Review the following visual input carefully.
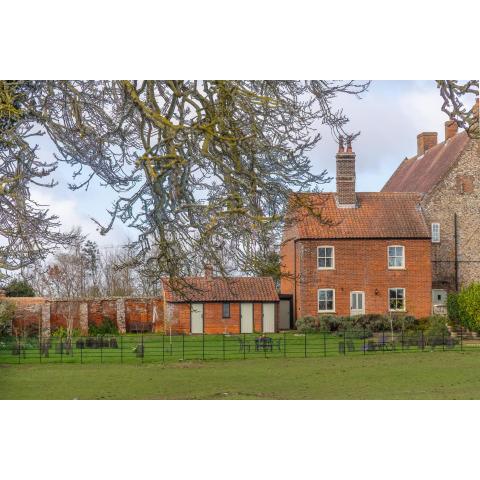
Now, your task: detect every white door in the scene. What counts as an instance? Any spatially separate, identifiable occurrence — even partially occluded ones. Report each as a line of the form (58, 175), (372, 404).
(350, 291), (365, 316)
(262, 303), (275, 333)
(279, 299), (291, 330)
(432, 289), (448, 315)
(191, 303), (204, 333)
(240, 303), (253, 333)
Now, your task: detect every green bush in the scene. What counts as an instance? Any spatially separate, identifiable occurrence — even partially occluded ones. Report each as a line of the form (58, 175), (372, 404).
(88, 317), (119, 335)
(423, 315), (450, 344)
(457, 283), (480, 332)
(447, 292), (461, 324)
(295, 316), (322, 333)
(0, 300), (15, 337)
(5, 280), (35, 297)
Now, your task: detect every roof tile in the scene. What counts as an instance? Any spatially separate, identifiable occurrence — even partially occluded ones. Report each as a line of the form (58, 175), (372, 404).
(162, 277), (279, 303)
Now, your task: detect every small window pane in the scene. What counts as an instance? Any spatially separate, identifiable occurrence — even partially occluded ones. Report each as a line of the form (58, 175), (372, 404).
(388, 246), (404, 268)
(318, 247), (334, 269)
(222, 303), (230, 318)
(318, 289), (334, 311)
(389, 288), (405, 311)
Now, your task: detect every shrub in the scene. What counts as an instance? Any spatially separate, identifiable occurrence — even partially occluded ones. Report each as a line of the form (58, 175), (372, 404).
(447, 292), (461, 324)
(424, 315), (450, 340)
(88, 317), (119, 335)
(5, 280), (35, 297)
(0, 300), (15, 337)
(457, 283), (480, 333)
(295, 316), (322, 333)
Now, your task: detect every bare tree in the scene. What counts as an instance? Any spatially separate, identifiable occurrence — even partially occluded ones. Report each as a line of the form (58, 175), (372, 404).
(0, 81), (78, 275)
(437, 80), (479, 138)
(2, 80), (370, 285)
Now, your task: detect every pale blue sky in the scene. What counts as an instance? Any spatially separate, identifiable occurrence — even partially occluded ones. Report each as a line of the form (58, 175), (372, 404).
(31, 80), (466, 247)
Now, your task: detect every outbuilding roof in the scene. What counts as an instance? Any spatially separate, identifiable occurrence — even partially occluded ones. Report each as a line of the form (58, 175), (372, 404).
(286, 192), (429, 239)
(382, 131), (470, 194)
(162, 276), (279, 303)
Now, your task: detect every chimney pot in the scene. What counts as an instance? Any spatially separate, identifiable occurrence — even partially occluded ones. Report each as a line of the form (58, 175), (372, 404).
(417, 132), (437, 156)
(445, 120), (458, 141)
(204, 264), (213, 278)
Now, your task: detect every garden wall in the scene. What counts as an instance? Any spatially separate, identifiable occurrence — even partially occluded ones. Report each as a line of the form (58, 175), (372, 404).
(7, 296), (165, 336)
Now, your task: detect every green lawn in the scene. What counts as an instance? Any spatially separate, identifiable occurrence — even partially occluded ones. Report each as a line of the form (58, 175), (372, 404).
(1, 351), (480, 399)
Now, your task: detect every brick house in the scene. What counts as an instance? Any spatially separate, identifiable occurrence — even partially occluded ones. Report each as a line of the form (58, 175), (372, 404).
(161, 271), (279, 334)
(280, 138), (432, 323)
(382, 117), (480, 310)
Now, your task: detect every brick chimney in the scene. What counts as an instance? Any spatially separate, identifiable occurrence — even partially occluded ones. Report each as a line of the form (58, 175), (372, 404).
(445, 120), (458, 141)
(204, 264), (213, 278)
(336, 136), (357, 207)
(417, 132), (437, 156)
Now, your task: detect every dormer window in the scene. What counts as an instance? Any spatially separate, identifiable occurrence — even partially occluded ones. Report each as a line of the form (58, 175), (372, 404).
(317, 246), (335, 270)
(388, 245), (405, 269)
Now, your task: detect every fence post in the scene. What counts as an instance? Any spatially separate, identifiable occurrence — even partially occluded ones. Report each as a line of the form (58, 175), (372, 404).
(283, 331), (286, 358)
(443, 330), (445, 351)
(39, 338), (42, 364)
(363, 328), (366, 355)
(222, 334), (225, 361)
(460, 326), (463, 351)
(401, 328), (404, 352)
(202, 333), (205, 361)
(382, 330), (385, 353)
(61, 335), (64, 363)
(162, 334), (165, 363)
(18, 338), (21, 364)
(304, 332), (307, 358)
(421, 330), (425, 351)
(344, 328), (346, 356)
(323, 330), (326, 358)
(182, 333), (185, 360)
(141, 334), (144, 363)
(81, 337), (83, 364)
(243, 333), (246, 360)
(100, 335), (103, 364)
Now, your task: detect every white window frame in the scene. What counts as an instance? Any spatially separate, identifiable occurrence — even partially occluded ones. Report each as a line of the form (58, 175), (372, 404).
(318, 288), (335, 313)
(317, 246), (335, 270)
(387, 245), (405, 269)
(388, 288), (406, 312)
(431, 223), (440, 243)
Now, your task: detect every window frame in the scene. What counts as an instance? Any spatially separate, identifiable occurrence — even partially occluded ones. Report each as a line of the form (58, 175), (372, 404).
(431, 223), (440, 243)
(318, 288), (336, 313)
(317, 246), (335, 270)
(387, 245), (405, 270)
(388, 288), (406, 312)
(222, 302), (231, 319)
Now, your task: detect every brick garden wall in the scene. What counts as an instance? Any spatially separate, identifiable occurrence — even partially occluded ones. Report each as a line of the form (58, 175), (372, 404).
(7, 297), (165, 336)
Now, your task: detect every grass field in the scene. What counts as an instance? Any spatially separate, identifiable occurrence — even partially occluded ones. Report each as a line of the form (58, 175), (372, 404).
(2, 351), (480, 399)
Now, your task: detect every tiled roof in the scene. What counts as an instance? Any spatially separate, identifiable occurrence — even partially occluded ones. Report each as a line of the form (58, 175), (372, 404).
(287, 192), (429, 239)
(382, 131), (470, 194)
(162, 277), (279, 303)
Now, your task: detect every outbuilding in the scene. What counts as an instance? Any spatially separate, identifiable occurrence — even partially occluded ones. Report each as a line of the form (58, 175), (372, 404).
(161, 272), (279, 334)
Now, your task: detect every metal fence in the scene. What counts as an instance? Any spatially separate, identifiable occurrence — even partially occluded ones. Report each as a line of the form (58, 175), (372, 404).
(0, 329), (479, 365)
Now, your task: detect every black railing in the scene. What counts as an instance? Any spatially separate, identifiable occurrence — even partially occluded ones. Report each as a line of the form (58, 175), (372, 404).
(0, 327), (477, 365)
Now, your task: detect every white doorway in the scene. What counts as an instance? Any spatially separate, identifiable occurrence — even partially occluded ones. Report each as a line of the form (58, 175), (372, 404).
(191, 303), (204, 333)
(240, 303), (254, 333)
(262, 303), (275, 333)
(350, 291), (365, 316)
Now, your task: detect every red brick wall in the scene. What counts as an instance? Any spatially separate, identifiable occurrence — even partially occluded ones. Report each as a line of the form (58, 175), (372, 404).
(9, 297), (165, 334)
(165, 302), (276, 334)
(281, 238), (432, 321)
